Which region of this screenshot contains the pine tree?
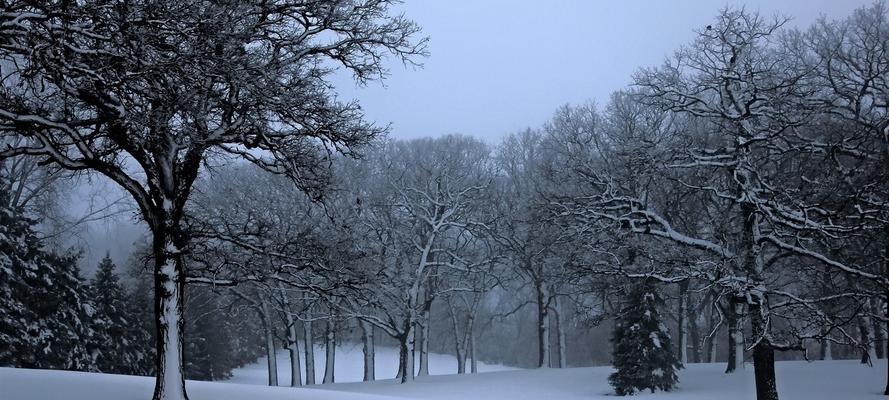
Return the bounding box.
[0,171,38,366]
[127,259,157,376]
[608,280,682,396]
[89,254,151,374]
[0,169,93,370]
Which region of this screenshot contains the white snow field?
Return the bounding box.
[226,342,514,385]
[318,360,888,400]
[2,357,887,400]
[0,367,398,400]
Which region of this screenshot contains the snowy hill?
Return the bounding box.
[226,343,514,385]
[3,360,886,400]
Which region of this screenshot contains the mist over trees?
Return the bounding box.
[1,2,888,400]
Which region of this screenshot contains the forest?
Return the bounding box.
[1,1,888,400]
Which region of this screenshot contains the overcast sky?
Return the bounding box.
[76,0,875,275]
[332,0,874,142]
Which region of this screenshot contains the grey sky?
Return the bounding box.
[333,0,874,142]
[75,0,873,275]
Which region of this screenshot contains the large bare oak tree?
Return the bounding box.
[0,1,426,399]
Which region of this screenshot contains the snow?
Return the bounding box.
[3,359,887,400]
[650,332,662,348]
[316,360,887,400]
[226,342,515,385]
[0,367,397,400]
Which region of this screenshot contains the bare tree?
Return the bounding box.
[0,2,425,398]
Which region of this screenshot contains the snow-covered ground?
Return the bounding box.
[3,358,886,399]
[226,342,514,385]
[318,360,888,400]
[0,367,398,400]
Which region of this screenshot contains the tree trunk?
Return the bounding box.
[688,299,702,364]
[708,334,718,363]
[455,344,466,374]
[821,336,833,361]
[872,297,885,359]
[405,324,415,381]
[397,322,415,383]
[151,226,188,400]
[360,320,375,382]
[859,308,878,365]
[323,317,336,384]
[286,321,301,387]
[418,319,430,376]
[535,280,551,368]
[725,298,744,373]
[554,296,567,368]
[449,304,467,374]
[469,323,477,374]
[884,291,888,395]
[739,198,778,400]
[678,280,689,365]
[260,299,278,387]
[707,299,718,363]
[279,288,302,387]
[750,303,778,400]
[303,317,315,385]
[396,334,406,381]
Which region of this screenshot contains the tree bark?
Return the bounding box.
[740,198,778,400]
[884,290,888,395]
[469,323,477,374]
[535,279,551,368]
[706,298,718,363]
[688,297,702,364]
[260,299,278,387]
[859,309,878,365]
[396,335,406,381]
[279,289,301,387]
[725,298,744,373]
[323,316,336,384]
[449,304,467,374]
[871,297,885,359]
[397,322,416,383]
[417,318,430,376]
[303,317,315,385]
[360,320,375,381]
[678,280,689,365]
[820,337,832,361]
[286,319,302,386]
[151,224,188,400]
[554,296,567,368]
[750,303,778,400]
[405,324,415,381]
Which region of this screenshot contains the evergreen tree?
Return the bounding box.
[89,254,151,374]
[127,258,158,376]
[0,171,38,366]
[608,280,682,395]
[0,169,93,370]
